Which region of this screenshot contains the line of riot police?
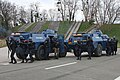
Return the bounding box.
[75,37,93,60]
[74,36,118,60]
[6,35,60,64]
[106,37,118,56]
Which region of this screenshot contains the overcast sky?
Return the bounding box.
[6,0,55,10]
[3,0,84,21]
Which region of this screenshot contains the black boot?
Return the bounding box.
[21,59,24,63]
[9,61,13,64]
[29,60,33,63]
[25,59,28,63]
[13,61,17,64]
[77,57,80,60]
[88,57,91,60]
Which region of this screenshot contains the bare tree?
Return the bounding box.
[41,9,48,21]
[81,0,89,21]
[81,0,120,24]
[48,9,56,21]
[0,0,17,29]
[18,6,28,24]
[56,0,80,21]
[30,2,40,22]
[11,4,18,26]
[56,0,67,21]
[96,0,120,24]
[66,0,80,21]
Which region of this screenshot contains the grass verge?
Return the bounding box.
[12,23,24,32]
[39,21,50,32]
[25,22,37,32]
[78,21,92,32]
[58,21,73,35]
[100,24,120,47]
[0,39,6,48]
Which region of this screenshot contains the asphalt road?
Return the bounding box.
[0,47,120,80]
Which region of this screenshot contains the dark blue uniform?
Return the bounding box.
[27,40,35,63]
[9,37,17,64]
[75,41,82,60]
[52,37,59,59]
[110,39,115,55]
[44,38,49,60]
[86,37,93,60]
[113,38,118,55]
[106,39,111,56]
[18,38,28,63]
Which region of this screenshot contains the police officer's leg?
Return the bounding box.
[9,50,14,63]
[88,48,91,60]
[23,49,29,63]
[21,52,25,63]
[106,47,110,56]
[110,46,113,55]
[45,47,49,60]
[115,50,117,55]
[54,48,56,58]
[115,44,118,55]
[79,49,82,60]
[29,51,34,63]
[88,52,91,60]
[77,50,80,60]
[114,46,117,55]
[21,54,28,63]
[56,48,59,59]
[10,49,17,64]
[108,47,111,56]
[24,53,28,63]
[21,59,24,63]
[29,54,33,63]
[54,48,57,59]
[106,48,109,56]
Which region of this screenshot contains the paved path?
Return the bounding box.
[18,23,34,32]
[66,22,81,40]
[31,22,46,32]
[48,21,60,31]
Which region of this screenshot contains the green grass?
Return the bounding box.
[39,21,50,32]
[25,22,37,32]
[12,23,24,32]
[58,21,73,35]
[100,24,120,47]
[78,21,92,32]
[0,39,6,48]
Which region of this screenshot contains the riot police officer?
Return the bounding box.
[75,40,82,60]
[27,37,35,63]
[110,38,115,55]
[18,36,28,63]
[106,38,111,56]
[9,36,17,64]
[19,36,25,43]
[44,38,49,60]
[52,37,59,59]
[113,36,118,55]
[86,37,93,60]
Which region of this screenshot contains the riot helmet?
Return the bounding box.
[29,37,32,42]
[20,36,24,40]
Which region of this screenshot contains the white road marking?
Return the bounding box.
[115,76,120,80]
[1,63,9,65]
[45,62,77,70]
